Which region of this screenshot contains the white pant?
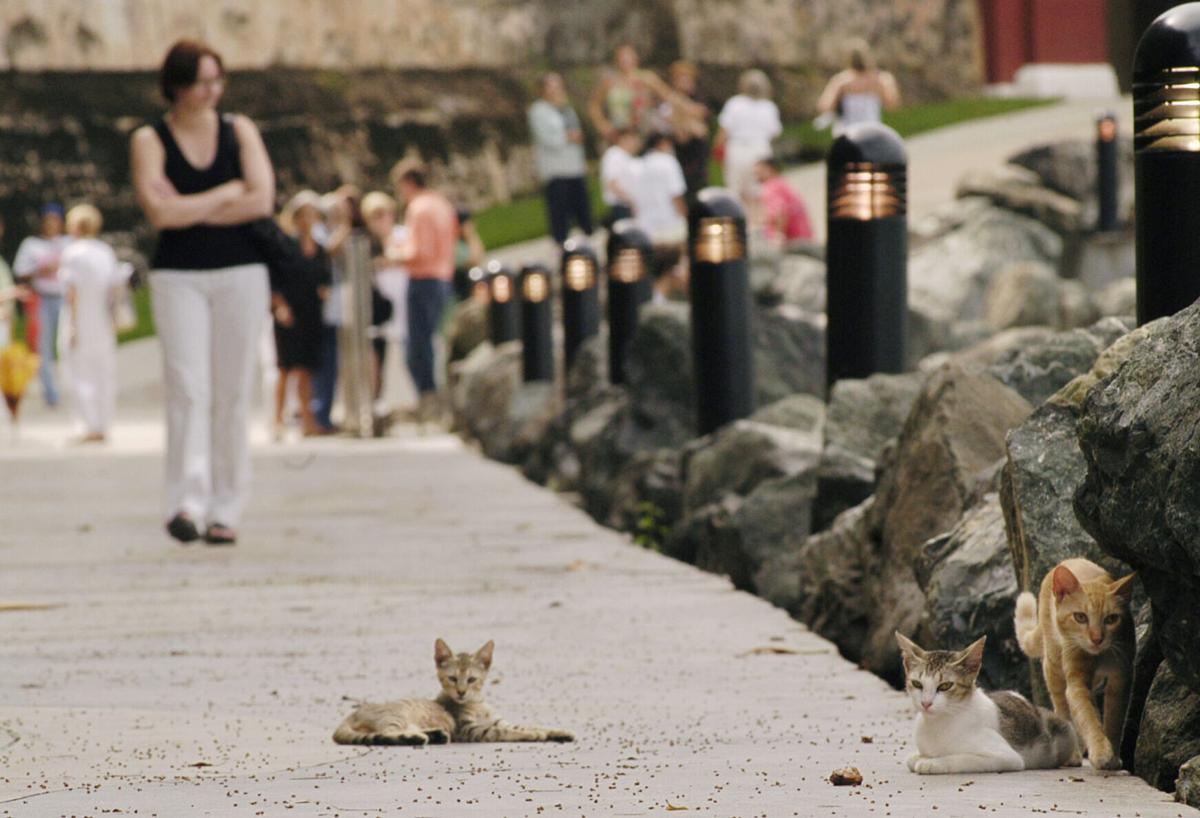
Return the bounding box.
[724,142,769,205]
[67,340,116,435]
[150,265,269,526]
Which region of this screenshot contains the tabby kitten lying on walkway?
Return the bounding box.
[897,633,1079,774]
[1015,557,1136,771]
[333,639,575,746]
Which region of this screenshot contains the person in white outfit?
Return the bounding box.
[630,131,689,299]
[59,204,129,443]
[715,70,782,207]
[816,39,901,136]
[130,39,275,546]
[599,129,643,225]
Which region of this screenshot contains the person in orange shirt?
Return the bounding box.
[388,159,457,421]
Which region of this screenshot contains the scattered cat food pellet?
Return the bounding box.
[829,767,863,786]
[861,736,874,744]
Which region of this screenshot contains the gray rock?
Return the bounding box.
[916,494,1027,694]
[909,195,995,246]
[1096,276,1136,318]
[957,163,1085,235]
[732,470,819,592]
[908,205,1062,362]
[986,318,1132,407]
[815,372,925,531]
[624,303,695,441]
[860,363,1033,682]
[1075,304,1200,691]
[1009,138,1135,223]
[1056,278,1101,330]
[1178,755,1200,809]
[755,498,873,663]
[982,260,1060,331]
[606,447,683,535]
[757,252,826,313]
[750,392,826,434]
[752,303,825,403]
[445,298,489,365]
[492,382,559,465]
[566,328,610,400]
[1136,662,1200,792]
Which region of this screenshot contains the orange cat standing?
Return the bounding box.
[1014,557,1136,771]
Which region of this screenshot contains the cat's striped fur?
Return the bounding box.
[333,639,575,746]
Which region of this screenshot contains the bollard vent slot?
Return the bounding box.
[1134,67,1200,152]
[564,256,596,291]
[829,162,906,221]
[522,272,548,303]
[693,217,745,263]
[611,248,645,283]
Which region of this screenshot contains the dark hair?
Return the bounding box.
[456,208,472,225]
[756,156,780,173]
[160,39,224,102]
[400,167,427,189]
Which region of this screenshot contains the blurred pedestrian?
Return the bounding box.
[13,202,70,407]
[0,214,22,347]
[588,43,675,144]
[529,72,594,246]
[600,128,642,225]
[130,38,275,545]
[631,131,688,297]
[309,189,353,433]
[816,39,900,136]
[361,190,405,403]
[753,157,813,248]
[452,208,486,301]
[662,60,711,199]
[714,69,781,206]
[60,204,128,443]
[271,190,330,439]
[388,160,456,422]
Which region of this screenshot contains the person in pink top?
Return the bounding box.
[388,159,457,420]
[754,157,814,247]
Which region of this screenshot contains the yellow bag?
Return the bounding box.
[0,341,40,419]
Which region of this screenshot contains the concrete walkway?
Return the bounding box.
[1,340,1195,817]
[491,96,1129,270]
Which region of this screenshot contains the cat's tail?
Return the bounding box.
[332,723,428,745]
[1014,591,1043,658]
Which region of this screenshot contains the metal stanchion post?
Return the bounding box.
[520,263,554,383]
[825,122,908,391]
[1134,3,1200,324]
[486,260,520,345]
[336,230,376,438]
[688,188,755,435]
[1096,112,1120,232]
[560,239,600,370]
[605,220,653,385]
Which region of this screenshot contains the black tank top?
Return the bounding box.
[151,113,265,270]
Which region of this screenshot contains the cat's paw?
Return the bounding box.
[425,729,450,745]
[1088,743,1122,772]
[1064,751,1083,768]
[396,731,429,747]
[546,729,575,743]
[905,753,922,772]
[911,757,948,775]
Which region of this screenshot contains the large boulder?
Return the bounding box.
[1179,756,1200,809]
[908,205,1062,362]
[916,493,1027,694]
[445,298,489,365]
[860,363,1033,682]
[1009,138,1135,226]
[624,303,695,441]
[982,260,1061,331]
[986,317,1131,407]
[816,372,925,531]
[752,304,825,403]
[754,252,826,313]
[1136,662,1200,792]
[1096,276,1136,319]
[1075,304,1200,692]
[956,163,1084,235]
[606,447,683,535]
[756,498,874,663]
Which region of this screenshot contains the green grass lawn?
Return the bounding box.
[474,95,1054,250]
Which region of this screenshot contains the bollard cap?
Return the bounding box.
[607,220,652,283]
[608,219,653,253]
[689,187,746,221]
[828,122,907,167]
[561,240,598,291]
[688,187,747,264]
[1134,3,1200,76]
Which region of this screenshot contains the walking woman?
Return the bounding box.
[130,39,275,545]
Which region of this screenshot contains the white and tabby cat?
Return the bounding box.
[333,639,575,746]
[896,632,1080,774]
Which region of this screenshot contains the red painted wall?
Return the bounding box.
[978,0,1109,83]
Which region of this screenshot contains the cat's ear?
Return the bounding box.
[955,636,986,676]
[1109,572,1137,601]
[435,638,453,667]
[475,640,495,670]
[1052,564,1081,602]
[894,631,926,670]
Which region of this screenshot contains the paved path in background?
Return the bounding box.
[0,340,1194,817]
[492,96,1129,270]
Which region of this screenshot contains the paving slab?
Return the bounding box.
[0,425,1194,817]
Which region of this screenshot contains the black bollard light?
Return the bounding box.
[1096,112,1120,232]
[825,121,908,391]
[560,239,600,370]
[606,220,653,385]
[486,260,520,345]
[688,188,755,436]
[520,263,555,383]
[1133,3,1200,324]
